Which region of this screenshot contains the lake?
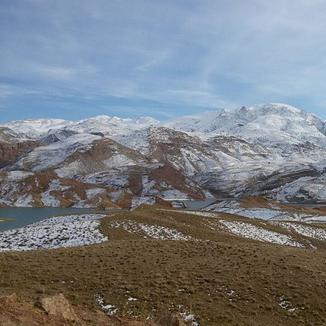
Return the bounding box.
[181,198,217,210]
[0,207,100,232]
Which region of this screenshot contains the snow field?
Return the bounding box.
[278,222,326,241]
[0,214,107,252]
[109,220,191,240]
[161,209,306,247]
[219,220,303,247]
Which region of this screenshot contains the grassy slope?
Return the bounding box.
[0,206,326,325]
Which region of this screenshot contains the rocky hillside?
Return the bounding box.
[1,206,326,325]
[0,103,325,208]
[0,293,191,325]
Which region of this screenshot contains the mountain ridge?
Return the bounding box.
[2,103,325,139]
[0,103,325,208]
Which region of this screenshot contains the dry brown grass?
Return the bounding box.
[0,206,326,325]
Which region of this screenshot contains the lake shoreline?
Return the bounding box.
[0,208,101,232]
[0,218,12,223]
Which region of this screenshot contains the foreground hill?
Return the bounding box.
[0,103,325,208]
[1,206,326,325]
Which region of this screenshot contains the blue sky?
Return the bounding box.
[1,0,326,122]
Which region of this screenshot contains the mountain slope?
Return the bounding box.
[0,103,325,207]
[166,103,326,144]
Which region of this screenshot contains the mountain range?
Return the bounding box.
[0,103,325,209]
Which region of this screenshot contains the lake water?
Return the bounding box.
[286,203,326,208]
[0,207,99,232]
[181,198,217,210]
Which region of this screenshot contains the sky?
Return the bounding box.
[0,0,326,122]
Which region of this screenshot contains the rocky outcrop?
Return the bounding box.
[0,293,77,326]
[155,313,187,326]
[39,293,80,322]
[0,140,37,168]
[0,294,193,326]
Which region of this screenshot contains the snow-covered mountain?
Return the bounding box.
[2,118,73,139]
[2,115,159,139]
[166,103,326,144]
[0,103,325,208]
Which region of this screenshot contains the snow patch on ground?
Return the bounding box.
[82,172,129,188]
[204,201,324,222]
[131,196,156,209]
[161,209,219,218]
[279,296,297,313]
[16,133,101,171]
[160,189,190,200]
[86,188,105,199]
[0,214,107,251]
[55,161,83,178]
[180,312,199,326]
[278,222,326,241]
[41,192,60,207]
[305,216,326,223]
[219,220,303,247]
[231,208,285,220]
[41,179,67,207]
[127,297,138,302]
[14,194,33,207]
[109,220,191,240]
[95,294,117,316]
[5,171,34,182]
[274,175,326,203]
[108,190,124,202]
[104,154,136,168]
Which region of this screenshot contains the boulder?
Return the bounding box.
[39,293,80,322]
[155,313,187,326]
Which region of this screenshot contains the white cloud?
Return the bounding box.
[36,66,75,80]
[0,0,326,118]
[0,84,14,98]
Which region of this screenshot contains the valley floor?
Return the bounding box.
[0,206,326,325]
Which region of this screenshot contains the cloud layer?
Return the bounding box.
[1,0,326,121]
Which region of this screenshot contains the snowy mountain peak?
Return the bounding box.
[166,103,326,146]
[0,103,324,145]
[0,102,325,208]
[0,118,73,139]
[66,115,159,138]
[82,115,159,125]
[251,103,302,114]
[0,115,159,140]
[215,103,307,122]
